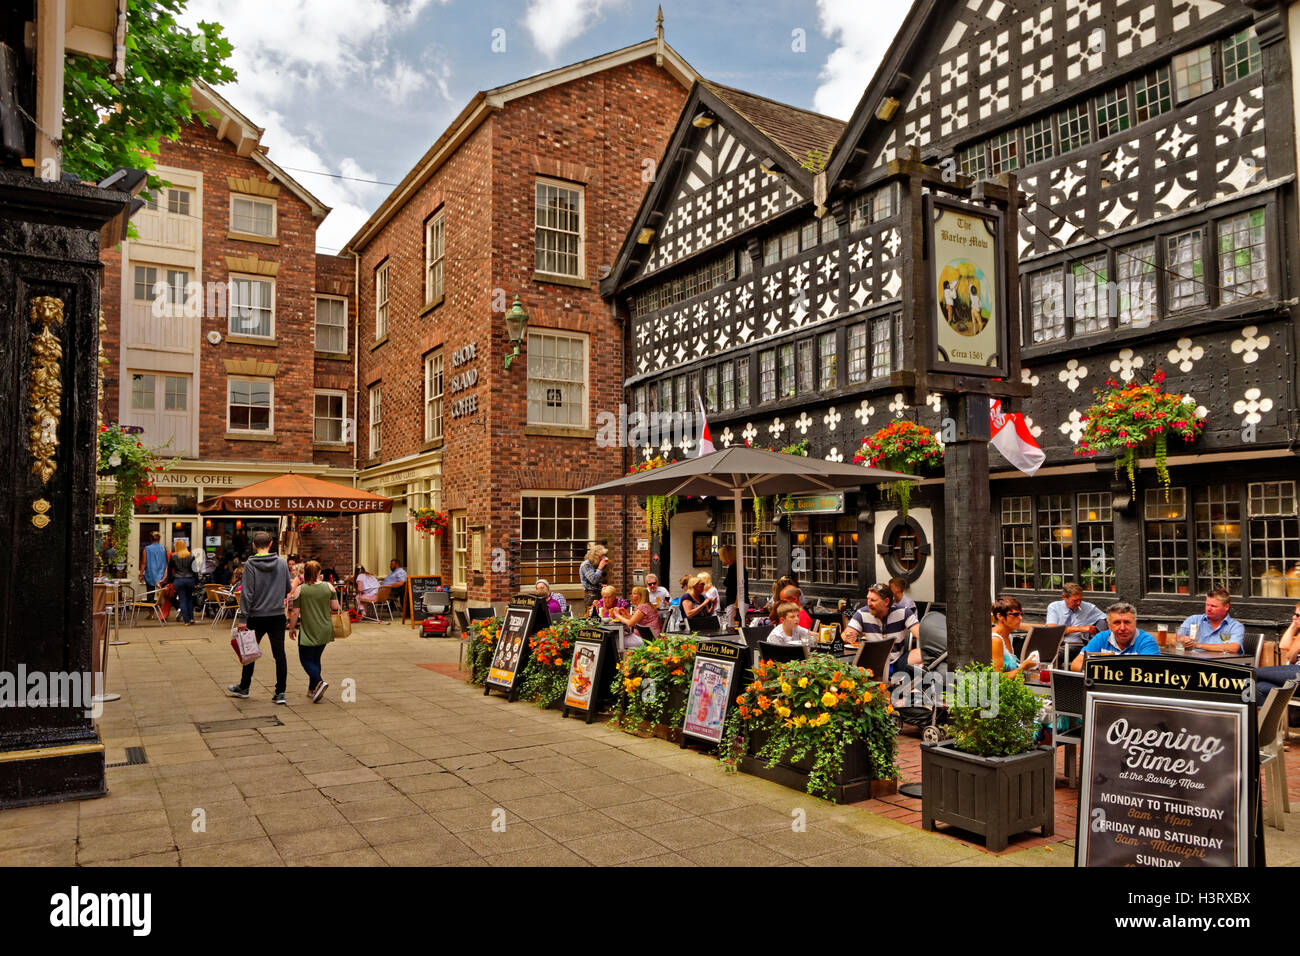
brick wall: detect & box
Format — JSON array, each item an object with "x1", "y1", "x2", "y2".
[
  {"x1": 152, "y1": 122, "x2": 323, "y2": 463},
  {"x1": 355, "y1": 54, "x2": 687, "y2": 601}
]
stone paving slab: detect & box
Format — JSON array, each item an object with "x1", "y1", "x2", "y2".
[{"x1": 4, "y1": 619, "x2": 1296, "y2": 867}]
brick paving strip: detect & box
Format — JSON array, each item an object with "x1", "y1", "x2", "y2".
[{"x1": 3, "y1": 622, "x2": 1297, "y2": 867}]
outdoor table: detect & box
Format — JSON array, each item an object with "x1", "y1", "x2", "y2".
[
  {"x1": 103, "y1": 578, "x2": 131, "y2": 646},
  {"x1": 1157, "y1": 646, "x2": 1253, "y2": 665}
]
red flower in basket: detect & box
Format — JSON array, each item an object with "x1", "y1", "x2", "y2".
[{"x1": 412, "y1": 508, "x2": 449, "y2": 537}]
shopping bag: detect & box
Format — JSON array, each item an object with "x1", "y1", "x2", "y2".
[
  {"x1": 332, "y1": 610, "x2": 352, "y2": 640},
  {"x1": 230, "y1": 622, "x2": 262, "y2": 664}
]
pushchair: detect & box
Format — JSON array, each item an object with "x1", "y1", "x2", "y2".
[{"x1": 892, "y1": 610, "x2": 950, "y2": 742}]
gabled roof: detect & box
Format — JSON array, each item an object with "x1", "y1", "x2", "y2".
[
  {"x1": 823, "y1": 0, "x2": 932, "y2": 189},
  {"x1": 601, "y1": 80, "x2": 845, "y2": 296},
  {"x1": 700, "y1": 80, "x2": 843, "y2": 169},
  {"x1": 190, "y1": 81, "x2": 331, "y2": 220},
  {"x1": 346, "y1": 36, "x2": 699, "y2": 252}
]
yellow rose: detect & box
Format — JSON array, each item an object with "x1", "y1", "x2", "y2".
[
  {"x1": 820, "y1": 691, "x2": 837, "y2": 707},
  {"x1": 797, "y1": 677, "x2": 809, "y2": 688}
]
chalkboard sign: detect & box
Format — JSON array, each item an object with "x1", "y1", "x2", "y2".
[
  {"x1": 680, "y1": 640, "x2": 745, "y2": 747},
  {"x1": 405, "y1": 575, "x2": 445, "y2": 624},
  {"x1": 485, "y1": 594, "x2": 550, "y2": 701},
  {"x1": 1076, "y1": 657, "x2": 1256, "y2": 867},
  {"x1": 562, "y1": 624, "x2": 616, "y2": 723}
]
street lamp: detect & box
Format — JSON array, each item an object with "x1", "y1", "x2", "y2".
[{"x1": 503, "y1": 295, "x2": 529, "y2": 371}]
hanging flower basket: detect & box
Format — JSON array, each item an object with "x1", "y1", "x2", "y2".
[
  {"x1": 410, "y1": 508, "x2": 449, "y2": 537},
  {"x1": 97, "y1": 424, "x2": 177, "y2": 571},
  {"x1": 854, "y1": 420, "x2": 942, "y2": 517},
  {"x1": 297, "y1": 516, "x2": 327, "y2": 533},
  {"x1": 1074, "y1": 368, "x2": 1204, "y2": 497},
  {"x1": 629, "y1": 456, "x2": 678, "y2": 538}
]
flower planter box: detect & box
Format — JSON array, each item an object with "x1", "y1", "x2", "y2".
[
  {"x1": 920, "y1": 740, "x2": 1054, "y2": 852},
  {"x1": 617, "y1": 686, "x2": 687, "y2": 744},
  {"x1": 738, "y1": 727, "x2": 894, "y2": 803}
]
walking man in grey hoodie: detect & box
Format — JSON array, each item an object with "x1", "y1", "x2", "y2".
[{"x1": 228, "y1": 530, "x2": 292, "y2": 704}]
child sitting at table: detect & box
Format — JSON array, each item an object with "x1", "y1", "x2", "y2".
[{"x1": 767, "y1": 602, "x2": 816, "y2": 646}]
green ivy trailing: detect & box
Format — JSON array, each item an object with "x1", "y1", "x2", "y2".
[
  {"x1": 465, "y1": 617, "x2": 501, "y2": 685},
  {"x1": 609, "y1": 633, "x2": 700, "y2": 731},
  {"x1": 514, "y1": 618, "x2": 588, "y2": 708}
]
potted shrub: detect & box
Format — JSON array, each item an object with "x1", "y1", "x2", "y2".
[
  {"x1": 721, "y1": 654, "x2": 899, "y2": 802},
  {"x1": 854, "y1": 421, "x2": 942, "y2": 517},
  {"x1": 1173, "y1": 569, "x2": 1190, "y2": 595},
  {"x1": 920, "y1": 662, "x2": 1054, "y2": 852},
  {"x1": 609, "y1": 633, "x2": 700, "y2": 741},
  {"x1": 465, "y1": 617, "x2": 501, "y2": 685},
  {"x1": 1013, "y1": 558, "x2": 1035, "y2": 590}
]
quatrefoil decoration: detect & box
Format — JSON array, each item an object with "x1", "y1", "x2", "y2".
[
  {"x1": 888, "y1": 393, "x2": 908, "y2": 417},
  {"x1": 1109, "y1": 348, "x2": 1144, "y2": 382},
  {"x1": 1060, "y1": 409, "x2": 1086, "y2": 444},
  {"x1": 1233, "y1": 387, "x2": 1273, "y2": 426},
  {"x1": 926, "y1": 393, "x2": 942, "y2": 413},
  {"x1": 768, "y1": 418, "x2": 786, "y2": 438},
  {"x1": 1166, "y1": 338, "x2": 1204, "y2": 373},
  {"x1": 825, "y1": 447, "x2": 843, "y2": 463},
  {"x1": 823, "y1": 407, "x2": 841, "y2": 431},
  {"x1": 719, "y1": 427, "x2": 734, "y2": 448},
  {"x1": 1021, "y1": 368, "x2": 1040, "y2": 387},
  {"x1": 1230, "y1": 325, "x2": 1270, "y2": 364},
  {"x1": 854, "y1": 400, "x2": 875, "y2": 425},
  {"x1": 794, "y1": 412, "x2": 813, "y2": 435},
  {"x1": 741, "y1": 422, "x2": 758, "y2": 445},
  {"x1": 1058, "y1": 359, "x2": 1088, "y2": 392}
]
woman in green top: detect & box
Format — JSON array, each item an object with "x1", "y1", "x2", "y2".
[{"x1": 288, "y1": 560, "x2": 339, "y2": 702}]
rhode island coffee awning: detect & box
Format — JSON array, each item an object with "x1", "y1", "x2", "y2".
[{"x1": 197, "y1": 473, "x2": 393, "y2": 516}]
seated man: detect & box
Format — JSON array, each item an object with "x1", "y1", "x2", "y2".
[
  {"x1": 1045, "y1": 582, "x2": 1106, "y2": 637},
  {"x1": 381, "y1": 559, "x2": 408, "y2": 612},
  {"x1": 1069, "y1": 602, "x2": 1161, "y2": 671},
  {"x1": 778, "y1": 585, "x2": 814, "y2": 631},
  {"x1": 534, "y1": 579, "x2": 567, "y2": 616},
  {"x1": 767, "y1": 601, "x2": 816, "y2": 646},
  {"x1": 843, "y1": 583, "x2": 919, "y2": 674},
  {"x1": 1177, "y1": 588, "x2": 1243, "y2": 654}
]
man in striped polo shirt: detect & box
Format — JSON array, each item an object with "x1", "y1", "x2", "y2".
[{"x1": 843, "y1": 583, "x2": 920, "y2": 675}]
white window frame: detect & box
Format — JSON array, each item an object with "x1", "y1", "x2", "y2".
[
  {"x1": 229, "y1": 193, "x2": 277, "y2": 238},
  {"x1": 375, "y1": 261, "x2": 389, "y2": 339},
  {"x1": 167, "y1": 187, "x2": 191, "y2": 217},
  {"x1": 163, "y1": 375, "x2": 188, "y2": 412},
  {"x1": 534, "y1": 177, "x2": 585, "y2": 279},
  {"x1": 425, "y1": 210, "x2": 445, "y2": 306},
  {"x1": 526, "y1": 328, "x2": 588, "y2": 427},
  {"x1": 132, "y1": 265, "x2": 159, "y2": 302},
  {"x1": 314, "y1": 295, "x2": 348, "y2": 354},
  {"x1": 227, "y1": 274, "x2": 276, "y2": 338},
  {"x1": 313, "y1": 389, "x2": 347, "y2": 445},
  {"x1": 130, "y1": 372, "x2": 157, "y2": 410},
  {"x1": 452, "y1": 512, "x2": 468, "y2": 588},
  {"x1": 227, "y1": 377, "x2": 274, "y2": 434},
  {"x1": 519, "y1": 492, "x2": 593, "y2": 587},
  {"x1": 424, "y1": 349, "x2": 444, "y2": 443},
  {"x1": 368, "y1": 384, "x2": 382, "y2": 457}
]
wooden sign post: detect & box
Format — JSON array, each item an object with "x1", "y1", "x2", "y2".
[
  {"x1": 1076, "y1": 657, "x2": 1260, "y2": 867},
  {"x1": 485, "y1": 593, "x2": 551, "y2": 702},
  {"x1": 892, "y1": 148, "x2": 1029, "y2": 671}
]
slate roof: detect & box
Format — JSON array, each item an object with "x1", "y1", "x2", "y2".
[{"x1": 700, "y1": 80, "x2": 845, "y2": 168}]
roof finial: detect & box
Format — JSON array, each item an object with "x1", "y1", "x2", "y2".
[{"x1": 655, "y1": 5, "x2": 664, "y2": 65}]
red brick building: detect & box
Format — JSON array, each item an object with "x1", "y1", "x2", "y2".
[
  {"x1": 99, "y1": 82, "x2": 356, "y2": 578},
  {"x1": 347, "y1": 34, "x2": 695, "y2": 610}
]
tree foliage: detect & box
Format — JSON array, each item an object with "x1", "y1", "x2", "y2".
[{"x1": 62, "y1": 0, "x2": 236, "y2": 196}]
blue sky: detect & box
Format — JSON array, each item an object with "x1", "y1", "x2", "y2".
[{"x1": 183, "y1": 0, "x2": 909, "y2": 253}]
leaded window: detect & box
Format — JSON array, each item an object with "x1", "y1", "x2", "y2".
[
  {"x1": 1094, "y1": 85, "x2": 1131, "y2": 139},
  {"x1": 847, "y1": 323, "x2": 868, "y2": 383},
  {"x1": 1222, "y1": 27, "x2": 1262, "y2": 83},
  {"x1": 1166, "y1": 228, "x2": 1207, "y2": 311},
  {"x1": 1028, "y1": 267, "x2": 1066, "y2": 343},
  {"x1": 1174, "y1": 44, "x2": 1215, "y2": 103},
  {"x1": 1117, "y1": 241, "x2": 1158, "y2": 328},
  {"x1": 1057, "y1": 102, "x2": 1092, "y2": 154},
  {"x1": 1023, "y1": 116, "x2": 1053, "y2": 165},
  {"x1": 1071, "y1": 254, "x2": 1110, "y2": 335},
  {"x1": 1001, "y1": 496, "x2": 1034, "y2": 587},
  {"x1": 1134, "y1": 66, "x2": 1173, "y2": 122},
  {"x1": 1145, "y1": 488, "x2": 1189, "y2": 594},
  {"x1": 819, "y1": 332, "x2": 837, "y2": 391},
  {"x1": 1218, "y1": 208, "x2": 1268, "y2": 304}
]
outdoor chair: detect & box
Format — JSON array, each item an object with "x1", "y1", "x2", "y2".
[
  {"x1": 1020, "y1": 625, "x2": 1067, "y2": 669},
  {"x1": 913, "y1": 601, "x2": 930, "y2": 621},
  {"x1": 106, "y1": 583, "x2": 134, "y2": 626},
  {"x1": 1259, "y1": 678, "x2": 1298, "y2": 830},
  {"x1": 893, "y1": 611, "x2": 950, "y2": 741},
  {"x1": 198, "y1": 584, "x2": 226, "y2": 622},
  {"x1": 1241, "y1": 631, "x2": 1263, "y2": 667},
  {"x1": 454, "y1": 608, "x2": 471, "y2": 636},
  {"x1": 358, "y1": 585, "x2": 396, "y2": 624},
  {"x1": 129, "y1": 587, "x2": 168, "y2": 627},
  {"x1": 207, "y1": 588, "x2": 238, "y2": 629},
  {"x1": 466, "y1": 607, "x2": 496, "y2": 623},
  {"x1": 851, "y1": 638, "x2": 894, "y2": 684},
  {"x1": 1049, "y1": 668, "x2": 1087, "y2": 787}
]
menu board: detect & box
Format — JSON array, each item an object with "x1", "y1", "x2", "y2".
[
  {"x1": 405, "y1": 575, "x2": 445, "y2": 624},
  {"x1": 1077, "y1": 657, "x2": 1253, "y2": 867},
  {"x1": 564, "y1": 638, "x2": 605, "y2": 715},
  {"x1": 681, "y1": 640, "x2": 743, "y2": 745},
  {"x1": 486, "y1": 595, "x2": 549, "y2": 698}
]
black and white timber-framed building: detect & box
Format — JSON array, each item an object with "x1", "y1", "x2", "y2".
[{"x1": 602, "y1": 0, "x2": 1300, "y2": 635}]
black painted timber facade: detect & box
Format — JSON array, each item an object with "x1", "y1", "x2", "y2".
[{"x1": 603, "y1": 0, "x2": 1300, "y2": 635}]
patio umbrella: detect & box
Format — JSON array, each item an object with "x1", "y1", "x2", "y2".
[
  {"x1": 198, "y1": 473, "x2": 393, "y2": 516},
  {"x1": 575, "y1": 446, "x2": 918, "y2": 627}
]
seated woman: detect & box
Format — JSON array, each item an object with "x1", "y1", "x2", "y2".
[
  {"x1": 767, "y1": 601, "x2": 815, "y2": 646},
  {"x1": 766, "y1": 575, "x2": 797, "y2": 624},
  {"x1": 611, "y1": 586, "x2": 661, "y2": 647},
  {"x1": 534, "y1": 579, "x2": 567, "y2": 616},
  {"x1": 1254, "y1": 601, "x2": 1300, "y2": 704},
  {"x1": 697, "y1": 571, "x2": 720, "y2": 614},
  {"x1": 991, "y1": 595, "x2": 1037, "y2": 678},
  {"x1": 589, "y1": 585, "x2": 628, "y2": 621},
  {"x1": 681, "y1": 576, "x2": 719, "y2": 628},
  {"x1": 353, "y1": 565, "x2": 380, "y2": 614}
]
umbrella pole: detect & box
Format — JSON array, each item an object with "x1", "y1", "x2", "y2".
[{"x1": 733, "y1": 489, "x2": 746, "y2": 629}]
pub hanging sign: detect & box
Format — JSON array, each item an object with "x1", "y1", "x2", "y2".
[{"x1": 925, "y1": 195, "x2": 1008, "y2": 379}]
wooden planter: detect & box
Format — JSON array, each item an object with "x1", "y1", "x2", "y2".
[
  {"x1": 920, "y1": 740, "x2": 1054, "y2": 851},
  {"x1": 739, "y1": 727, "x2": 895, "y2": 803},
  {"x1": 617, "y1": 685, "x2": 687, "y2": 743}
]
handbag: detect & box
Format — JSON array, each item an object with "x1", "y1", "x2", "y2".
[
  {"x1": 230, "y1": 622, "x2": 262, "y2": 664},
  {"x1": 332, "y1": 610, "x2": 352, "y2": 640}
]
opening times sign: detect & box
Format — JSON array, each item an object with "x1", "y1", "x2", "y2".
[{"x1": 1077, "y1": 658, "x2": 1255, "y2": 867}]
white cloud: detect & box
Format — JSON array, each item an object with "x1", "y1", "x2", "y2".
[
  {"x1": 523, "y1": 0, "x2": 617, "y2": 59},
  {"x1": 812, "y1": 0, "x2": 909, "y2": 120}
]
